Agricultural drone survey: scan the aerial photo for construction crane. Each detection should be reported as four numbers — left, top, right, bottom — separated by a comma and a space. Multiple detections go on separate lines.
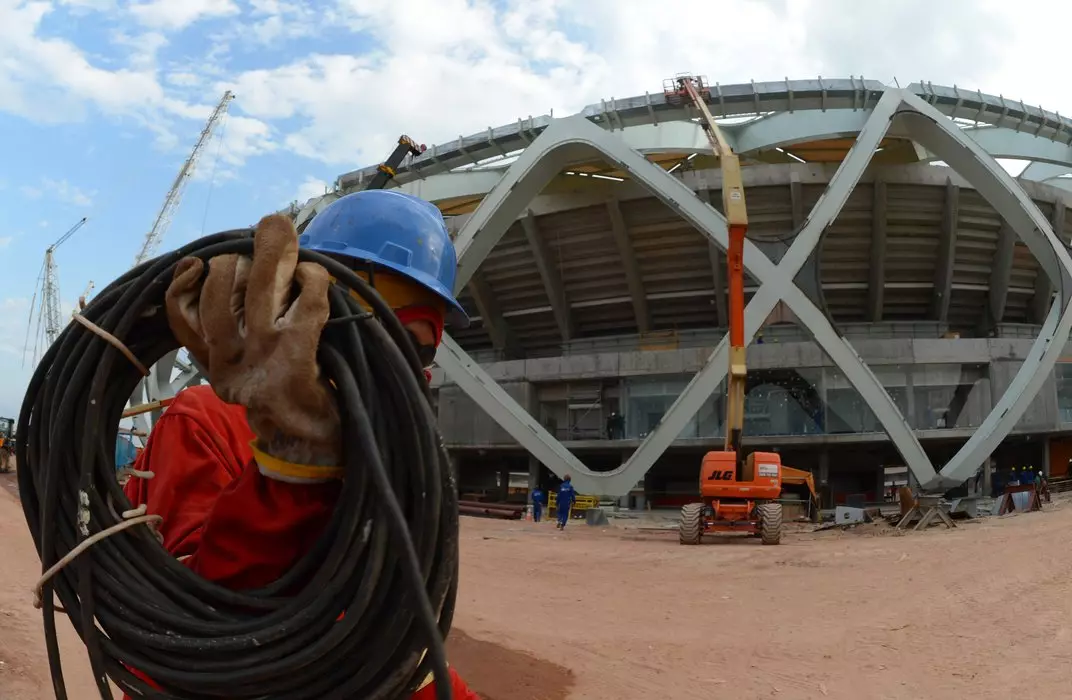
74, 280, 95, 315
133, 90, 235, 267
666, 74, 787, 547
24, 217, 88, 365
364, 135, 426, 191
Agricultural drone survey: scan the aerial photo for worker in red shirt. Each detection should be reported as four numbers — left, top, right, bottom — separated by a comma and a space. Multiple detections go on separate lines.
124, 190, 478, 699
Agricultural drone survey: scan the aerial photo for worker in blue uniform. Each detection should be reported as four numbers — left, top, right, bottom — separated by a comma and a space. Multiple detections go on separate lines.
531, 486, 545, 522
556, 474, 576, 530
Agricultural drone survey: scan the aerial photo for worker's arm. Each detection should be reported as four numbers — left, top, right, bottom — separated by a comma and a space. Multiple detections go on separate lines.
125, 389, 340, 590
191, 455, 339, 589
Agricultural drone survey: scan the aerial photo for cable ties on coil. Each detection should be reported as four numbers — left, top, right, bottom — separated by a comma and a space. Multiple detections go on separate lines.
121, 503, 148, 519
32, 513, 164, 609
72, 314, 150, 377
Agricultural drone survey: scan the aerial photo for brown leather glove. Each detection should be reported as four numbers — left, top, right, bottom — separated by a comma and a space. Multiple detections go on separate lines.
165, 214, 340, 468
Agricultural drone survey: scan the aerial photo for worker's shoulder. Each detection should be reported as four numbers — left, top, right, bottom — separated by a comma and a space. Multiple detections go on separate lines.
165, 386, 246, 424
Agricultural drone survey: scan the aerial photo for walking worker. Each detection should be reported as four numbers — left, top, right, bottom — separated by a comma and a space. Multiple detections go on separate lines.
124, 190, 479, 699
531, 485, 546, 522
556, 474, 576, 530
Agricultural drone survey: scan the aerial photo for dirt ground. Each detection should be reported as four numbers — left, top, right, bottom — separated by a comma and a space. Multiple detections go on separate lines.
3, 471, 1071, 700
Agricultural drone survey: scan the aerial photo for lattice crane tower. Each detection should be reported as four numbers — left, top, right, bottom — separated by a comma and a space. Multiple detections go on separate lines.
132, 90, 235, 267
24, 217, 88, 365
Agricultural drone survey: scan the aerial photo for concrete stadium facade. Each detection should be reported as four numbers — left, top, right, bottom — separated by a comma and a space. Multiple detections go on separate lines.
281, 79, 1072, 507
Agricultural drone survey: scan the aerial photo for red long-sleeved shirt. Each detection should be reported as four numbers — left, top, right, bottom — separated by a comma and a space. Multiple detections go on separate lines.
123, 385, 476, 699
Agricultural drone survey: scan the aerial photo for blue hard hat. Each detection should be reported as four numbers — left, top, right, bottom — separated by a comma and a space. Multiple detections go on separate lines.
299, 189, 469, 328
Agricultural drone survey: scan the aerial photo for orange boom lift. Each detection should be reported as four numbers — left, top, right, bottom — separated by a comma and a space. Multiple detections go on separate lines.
665, 75, 785, 546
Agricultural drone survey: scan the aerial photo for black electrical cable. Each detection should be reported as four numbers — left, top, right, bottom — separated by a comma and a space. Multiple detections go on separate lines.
16, 228, 460, 700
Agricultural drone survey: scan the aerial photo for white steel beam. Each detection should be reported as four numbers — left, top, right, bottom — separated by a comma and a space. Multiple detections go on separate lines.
729, 109, 871, 154
434, 334, 598, 493
897, 90, 1072, 489
440, 91, 943, 494
1021, 162, 1072, 182
1031, 203, 1066, 323
288, 107, 1072, 229
435, 88, 1072, 496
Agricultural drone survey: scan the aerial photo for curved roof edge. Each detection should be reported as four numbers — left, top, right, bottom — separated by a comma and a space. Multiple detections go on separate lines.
335, 78, 1072, 190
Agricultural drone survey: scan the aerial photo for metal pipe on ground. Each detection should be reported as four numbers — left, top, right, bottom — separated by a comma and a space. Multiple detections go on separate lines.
457, 500, 525, 512
458, 504, 524, 520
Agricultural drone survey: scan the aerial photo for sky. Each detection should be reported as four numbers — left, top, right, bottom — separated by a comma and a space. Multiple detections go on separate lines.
1, 0, 1071, 417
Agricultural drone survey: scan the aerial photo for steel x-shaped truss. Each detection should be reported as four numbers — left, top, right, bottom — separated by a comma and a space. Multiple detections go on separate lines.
435, 87, 1072, 496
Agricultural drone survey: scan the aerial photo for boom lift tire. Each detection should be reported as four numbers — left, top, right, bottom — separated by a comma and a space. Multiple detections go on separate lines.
679, 503, 704, 545
758, 503, 783, 545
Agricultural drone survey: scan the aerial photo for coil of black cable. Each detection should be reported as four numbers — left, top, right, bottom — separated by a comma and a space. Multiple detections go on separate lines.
16, 228, 459, 700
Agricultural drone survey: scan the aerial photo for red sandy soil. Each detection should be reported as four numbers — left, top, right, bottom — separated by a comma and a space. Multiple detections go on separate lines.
4, 468, 1071, 699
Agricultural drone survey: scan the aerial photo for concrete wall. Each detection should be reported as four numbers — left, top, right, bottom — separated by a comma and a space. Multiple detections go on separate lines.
437, 381, 535, 446
433, 337, 1065, 446
990, 360, 1058, 429
432, 337, 1033, 384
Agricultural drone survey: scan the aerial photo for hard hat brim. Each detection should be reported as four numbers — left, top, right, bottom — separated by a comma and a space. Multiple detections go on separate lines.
311, 245, 471, 329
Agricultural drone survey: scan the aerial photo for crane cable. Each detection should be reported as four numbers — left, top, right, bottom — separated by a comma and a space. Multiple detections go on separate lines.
17, 228, 459, 700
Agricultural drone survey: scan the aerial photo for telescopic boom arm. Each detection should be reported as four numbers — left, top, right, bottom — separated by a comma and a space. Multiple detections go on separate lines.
364, 135, 426, 191
668, 75, 750, 457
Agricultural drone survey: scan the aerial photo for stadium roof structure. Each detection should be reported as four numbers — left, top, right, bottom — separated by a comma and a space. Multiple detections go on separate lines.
275, 79, 1072, 495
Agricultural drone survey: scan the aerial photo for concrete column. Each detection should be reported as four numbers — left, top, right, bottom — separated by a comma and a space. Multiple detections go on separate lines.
820, 368, 830, 434
982, 457, 993, 496
905, 365, 917, 430
626, 449, 645, 510
528, 455, 540, 491
1042, 438, 1051, 478
498, 467, 510, 502
818, 448, 830, 508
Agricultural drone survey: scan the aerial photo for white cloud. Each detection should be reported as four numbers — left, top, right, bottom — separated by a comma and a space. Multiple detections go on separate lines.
42, 178, 95, 207
0, 1, 166, 122
245, 0, 325, 44
223, 1, 609, 166
57, 0, 115, 10
216, 0, 1066, 171
111, 30, 169, 69
295, 176, 330, 204
4, 0, 1072, 180
129, 0, 240, 30
0, 0, 274, 170
217, 114, 276, 166
166, 71, 201, 87
18, 178, 93, 206
178, 107, 277, 184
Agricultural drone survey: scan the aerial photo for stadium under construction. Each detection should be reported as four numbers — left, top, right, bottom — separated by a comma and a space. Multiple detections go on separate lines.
287, 77, 1072, 510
